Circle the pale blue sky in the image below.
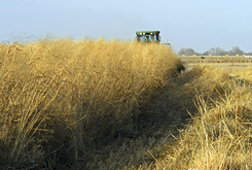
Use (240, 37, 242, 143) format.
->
(1, 0, 252, 53)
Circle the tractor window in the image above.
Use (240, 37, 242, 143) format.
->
(137, 35, 148, 42)
(137, 34, 159, 43)
(151, 34, 159, 42)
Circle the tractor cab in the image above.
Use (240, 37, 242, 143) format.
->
(136, 31, 160, 43)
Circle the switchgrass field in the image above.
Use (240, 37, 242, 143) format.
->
(0, 39, 252, 170)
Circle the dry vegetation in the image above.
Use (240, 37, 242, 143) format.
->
(0, 39, 252, 170)
(154, 66, 252, 170)
(180, 55, 252, 64)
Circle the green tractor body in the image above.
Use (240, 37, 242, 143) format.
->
(136, 31, 160, 43)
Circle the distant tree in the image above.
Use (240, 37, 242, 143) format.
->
(178, 48, 198, 56)
(209, 47, 216, 55)
(202, 51, 210, 55)
(180, 46, 246, 56)
(247, 51, 252, 55)
(203, 47, 226, 56)
(228, 46, 244, 55)
(215, 47, 226, 56)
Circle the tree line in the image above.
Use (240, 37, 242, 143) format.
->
(178, 46, 252, 56)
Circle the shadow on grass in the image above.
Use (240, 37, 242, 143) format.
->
(0, 68, 205, 170)
(78, 69, 204, 170)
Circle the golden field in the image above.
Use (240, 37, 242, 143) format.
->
(181, 55, 252, 74)
(0, 39, 252, 169)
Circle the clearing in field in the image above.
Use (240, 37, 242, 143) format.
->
(0, 39, 252, 170)
(180, 55, 252, 73)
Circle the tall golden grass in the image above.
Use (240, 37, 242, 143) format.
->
(1, 39, 252, 170)
(153, 66, 252, 170)
(0, 39, 182, 169)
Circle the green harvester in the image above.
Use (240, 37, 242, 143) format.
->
(136, 31, 160, 43)
(136, 31, 170, 45)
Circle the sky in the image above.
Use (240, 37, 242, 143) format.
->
(1, 0, 252, 53)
